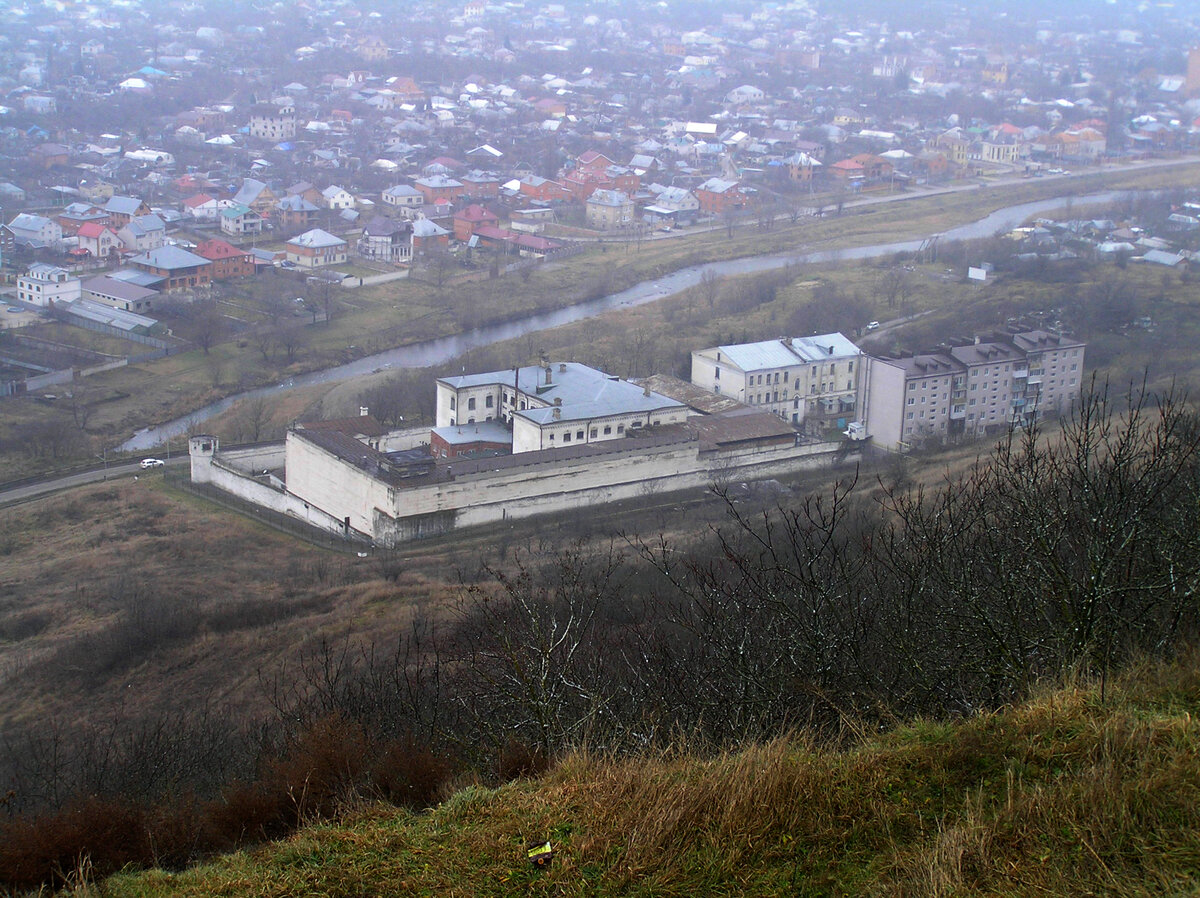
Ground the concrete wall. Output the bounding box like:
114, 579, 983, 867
191, 439, 349, 537
202, 428, 854, 548
862, 357, 906, 451
370, 437, 844, 545
284, 432, 393, 536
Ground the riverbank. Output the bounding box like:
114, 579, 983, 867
4, 160, 1199, 479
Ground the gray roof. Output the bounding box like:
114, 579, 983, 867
714, 334, 861, 372
82, 275, 157, 302
8, 213, 54, 232
130, 245, 211, 270
441, 362, 686, 425
288, 228, 346, 248
104, 195, 145, 214
63, 298, 157, 331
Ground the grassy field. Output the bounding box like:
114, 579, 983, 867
97, 652, 1200, 897
2, 161, 1199, 482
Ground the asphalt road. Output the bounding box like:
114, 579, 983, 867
0, 456, 188, 508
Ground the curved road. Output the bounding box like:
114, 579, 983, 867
0, 457, 188, 508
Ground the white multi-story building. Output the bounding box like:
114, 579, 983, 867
435, 362, 689, 454
17, 264, 81, 307
691, 334, 863, 433
861, 330, 1085, 451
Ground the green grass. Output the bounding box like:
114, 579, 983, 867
100, 653, 1200, 897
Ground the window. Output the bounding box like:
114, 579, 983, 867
848, 361, 854, 372
617, 424, 625, 434
576, 430, 584, 439
449, 397, 456, 410
604, 425, 612, 435
907, 397, 915, 406
590, 428, 597, 438
467, 397, 476, 410
714, 366, 721, 379
485, 395, 493, 408
909, 382, 917, 391
563, 432, 571, 442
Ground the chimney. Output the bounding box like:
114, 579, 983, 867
554, 397, 562, 406
643, 384, 651, 397
559, 362, 567, 373
553, 407, 561, 419
545, 365, 552, 385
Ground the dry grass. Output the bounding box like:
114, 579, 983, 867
94, 653, 1200, 898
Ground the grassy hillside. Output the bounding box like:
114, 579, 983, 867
98, 653, 1200, 898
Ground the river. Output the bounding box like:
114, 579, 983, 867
120, 188, 1132, 452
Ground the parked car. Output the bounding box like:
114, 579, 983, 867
140, 458, 165, 468
867, 320, 880, 330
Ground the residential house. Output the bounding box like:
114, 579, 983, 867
321, 185, 355, 210
76, 222, 121, 259
7, 213, 63, 251
118, 214, 167, 253
413, 175, 467, 205
17, 264, 81, 307
382, 184, 424, 214
104, 196, 152, 229
586, 189, 634, 230
56, 203, 110, 235
275, 195, 320, 231
232, 179, 277, 217
695, 178, 746, 214
848, 153, 894, 181
452, 204, 499, 241
195, 238, 255, 279
129, 246, 214, 291
411, 219, 450, 255
183, 193, 221, 220
519, 176, 573, 204
286, 229, 347, 268
220, 204, 263, 236
691, 334, 863, 432
782, 152, 822, 182
461, 171, 502, 199
357, 216, 412, 263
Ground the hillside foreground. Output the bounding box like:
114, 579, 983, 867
95, 653, 1200, 898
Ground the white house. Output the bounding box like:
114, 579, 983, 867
8, 213, 63, 250
17, 264, 81, 307
118, 214, 167, 253
321, 185, 355, 210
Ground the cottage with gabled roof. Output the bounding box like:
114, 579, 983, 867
286, 229, 347, 268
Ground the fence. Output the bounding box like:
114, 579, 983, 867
167, 469, 373, 553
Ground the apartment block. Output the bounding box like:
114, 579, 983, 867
862, 330, 1085, 451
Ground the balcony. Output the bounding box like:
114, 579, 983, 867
1026, 368, 1044, 385
950, 404, 967, 419
1012, 366, 1028, 379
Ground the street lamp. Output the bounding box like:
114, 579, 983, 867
96, 447, 107, 481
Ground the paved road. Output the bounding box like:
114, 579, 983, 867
0, 456, 188, 507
